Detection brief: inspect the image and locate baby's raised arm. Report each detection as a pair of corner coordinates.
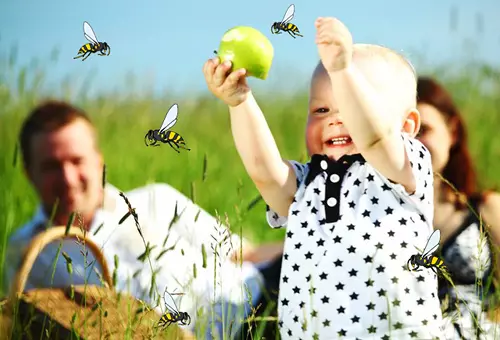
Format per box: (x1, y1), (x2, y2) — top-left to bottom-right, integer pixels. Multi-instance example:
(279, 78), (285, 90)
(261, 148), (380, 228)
(202, 57), (297, 216)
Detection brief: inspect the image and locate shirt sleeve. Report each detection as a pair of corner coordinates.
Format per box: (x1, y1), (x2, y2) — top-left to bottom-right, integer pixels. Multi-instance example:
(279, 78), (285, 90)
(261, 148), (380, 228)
(266, 160), (309, 229)
(379, 134), (434, 225)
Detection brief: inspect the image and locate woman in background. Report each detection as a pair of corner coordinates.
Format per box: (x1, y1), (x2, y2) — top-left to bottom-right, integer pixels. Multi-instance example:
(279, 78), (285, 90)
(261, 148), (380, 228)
(416, 76), (500, 339)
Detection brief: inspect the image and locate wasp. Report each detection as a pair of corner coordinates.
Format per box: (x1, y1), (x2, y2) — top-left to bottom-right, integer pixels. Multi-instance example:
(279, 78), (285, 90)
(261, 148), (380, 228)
(144, 104), (190, 153)
(271, 4), (303, 38)
(407, 229), (448, 275)
(157, 286), (191, 329)
(74, 21), (111, 61)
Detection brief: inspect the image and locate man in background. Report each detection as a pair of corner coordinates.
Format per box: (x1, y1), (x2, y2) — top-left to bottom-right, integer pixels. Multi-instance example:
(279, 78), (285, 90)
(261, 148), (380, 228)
(4, 100), (283, 339)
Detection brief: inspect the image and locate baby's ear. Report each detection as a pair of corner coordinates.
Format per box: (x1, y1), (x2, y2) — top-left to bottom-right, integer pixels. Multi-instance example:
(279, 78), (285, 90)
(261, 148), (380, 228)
(401, 108), (420, 138)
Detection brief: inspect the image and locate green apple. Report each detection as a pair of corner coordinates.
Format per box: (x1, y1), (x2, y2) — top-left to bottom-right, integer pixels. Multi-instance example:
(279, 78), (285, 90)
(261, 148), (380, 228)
(215, 26), (274, 80)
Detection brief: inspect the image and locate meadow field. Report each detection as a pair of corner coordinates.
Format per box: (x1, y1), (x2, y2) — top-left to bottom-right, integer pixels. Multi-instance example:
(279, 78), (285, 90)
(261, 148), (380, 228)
(0, 48), (500, 338)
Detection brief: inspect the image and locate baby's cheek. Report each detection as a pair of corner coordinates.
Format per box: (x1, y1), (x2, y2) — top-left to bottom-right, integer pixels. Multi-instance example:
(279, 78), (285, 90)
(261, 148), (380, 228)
(305, 124), (322, 154)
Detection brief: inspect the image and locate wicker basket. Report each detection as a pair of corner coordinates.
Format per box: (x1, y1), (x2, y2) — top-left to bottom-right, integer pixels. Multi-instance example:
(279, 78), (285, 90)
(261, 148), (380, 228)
(0, 226), (195, 340)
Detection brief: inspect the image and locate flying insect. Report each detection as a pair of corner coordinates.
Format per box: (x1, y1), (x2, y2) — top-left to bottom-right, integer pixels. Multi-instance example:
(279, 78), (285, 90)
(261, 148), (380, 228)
(407, 229), (448, 275)
(74, 21), (111, 61)
(271, 4), (303, 38)
(157, 286), (191, 329)
(144, 104), (190, 153)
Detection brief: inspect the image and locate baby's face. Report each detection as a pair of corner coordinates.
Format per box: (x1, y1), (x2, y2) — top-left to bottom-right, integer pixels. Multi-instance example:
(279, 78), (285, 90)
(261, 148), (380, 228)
(306, 70), (358, 161)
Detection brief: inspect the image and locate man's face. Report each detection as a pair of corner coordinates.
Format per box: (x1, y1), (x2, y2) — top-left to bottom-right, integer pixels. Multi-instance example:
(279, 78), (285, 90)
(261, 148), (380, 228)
(26, 119), (103, 225)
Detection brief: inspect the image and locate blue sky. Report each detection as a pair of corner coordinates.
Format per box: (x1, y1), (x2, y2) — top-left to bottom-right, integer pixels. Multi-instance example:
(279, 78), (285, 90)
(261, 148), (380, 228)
(1, 0), (499, 97)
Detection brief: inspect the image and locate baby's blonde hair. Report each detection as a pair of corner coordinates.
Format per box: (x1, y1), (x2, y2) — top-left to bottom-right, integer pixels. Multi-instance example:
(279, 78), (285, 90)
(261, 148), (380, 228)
(312, 43), (417, 113)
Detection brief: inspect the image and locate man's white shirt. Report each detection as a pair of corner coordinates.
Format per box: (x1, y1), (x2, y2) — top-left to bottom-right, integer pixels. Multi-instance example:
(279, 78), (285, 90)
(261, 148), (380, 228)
(4, 183), (263, 338)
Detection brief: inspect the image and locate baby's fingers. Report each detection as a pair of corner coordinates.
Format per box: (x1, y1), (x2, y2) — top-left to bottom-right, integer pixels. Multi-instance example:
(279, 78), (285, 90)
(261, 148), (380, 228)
(213, 60), (232, 87)
(203, 58), (220, 83)
(224, 68), (247, 89)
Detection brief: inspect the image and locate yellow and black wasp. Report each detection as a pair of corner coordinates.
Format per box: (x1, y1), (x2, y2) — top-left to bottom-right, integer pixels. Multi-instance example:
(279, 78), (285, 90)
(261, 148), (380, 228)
(271, 4), (303, 38)
(407, 229), (448, 275)
(157, 286), (191, 329)
(144, 104), (190, 153)
(74, 21), (111, 61)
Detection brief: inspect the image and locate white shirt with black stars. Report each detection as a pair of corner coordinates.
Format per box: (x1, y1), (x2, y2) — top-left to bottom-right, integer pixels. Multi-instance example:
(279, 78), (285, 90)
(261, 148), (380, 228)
(266, 134), (446, 340)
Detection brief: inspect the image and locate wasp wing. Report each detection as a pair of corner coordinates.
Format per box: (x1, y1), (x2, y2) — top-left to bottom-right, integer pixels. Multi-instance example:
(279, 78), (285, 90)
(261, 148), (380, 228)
(281, 4), (295, 24)
(163, 287), (181, 314)
(421, 229), (441, 257)
(83, 21), (99, 44)
(159, 104), (178, 133)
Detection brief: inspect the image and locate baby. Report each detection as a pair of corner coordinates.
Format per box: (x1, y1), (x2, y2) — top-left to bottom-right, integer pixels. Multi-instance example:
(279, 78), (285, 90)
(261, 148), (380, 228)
(203, 17), (445, 339)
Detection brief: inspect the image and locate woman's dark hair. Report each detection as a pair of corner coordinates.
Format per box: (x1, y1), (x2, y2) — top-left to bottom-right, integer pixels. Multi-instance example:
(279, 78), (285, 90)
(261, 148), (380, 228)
(417, 77), (479, 206)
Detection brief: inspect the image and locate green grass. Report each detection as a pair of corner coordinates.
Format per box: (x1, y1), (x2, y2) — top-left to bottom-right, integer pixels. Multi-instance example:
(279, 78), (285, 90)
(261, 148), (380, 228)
(1, 48), (500, 339)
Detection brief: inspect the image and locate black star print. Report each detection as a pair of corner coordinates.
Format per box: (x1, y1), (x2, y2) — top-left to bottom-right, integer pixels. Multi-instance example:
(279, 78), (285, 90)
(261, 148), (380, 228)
(335, 282), (344, 290)
(348, 269), (358, 276)
(287, 231), (293, 238)
(312, 334), (319, 340)
(333, 235), (342, 243)
(400, 241), (407, 248)
(351, 315), (360, 323)
(347, 246), (356, 253)
(308, 287), (316, 294)
(371, 196), (379, 204)
(417, 275), (425, 282)
(405, 310), (412, 316)
(382, 183), (391, 191)
(347, 224), (355, 230)
(362, 210), (370, 217)
(376, 265), (385, 273)
(316, 238), (325, 246)
(292, 286), (300, 294)
(292, 264), (299, 271)
(353, 179), (361, 186)
(375, 242), (383, 249)
(311, 207), (318, 214)
(306, 275), (311, 282)
(409, 331), (418, 338)
(334, 259), (343, 266)
(390, 253), (397, 260)
(337, 306), (345, 314)
(319, 218), (327, 225)
(313, 188), (320, 195)
(379, 312), (387, 320)
(382, 335), (390, 340)
(394, 322), (403, 329)
(348, 201), (356, 208)
(366, 302), (375, 310)
(304, 251), (313, 259)
(392, 299), (401, 307)
(295, 242), (302, 249)
(422, 319), (428, 325)
(362, 232), (370, 240)
(377, 289), (386, 297)
(284, 253), (288, 260)
(373, 219), (381, 227)
(349, 292), (359, 300)
(321, 296), (329, 304)
(306, 200), (311, 207)
(311, 310), (318, 317)
(287, 329), (292, 336)
(365, 279), (374, 287)
(368, 325), (377, 333)
(293, 315), (298, 322)
(399, 217), (407, 225)
(299, 301), (305, 308)
(282, 276), (289, 283)
(338, 329), (347, 337)
(364, 255), (372, 263)
(417, 298), (425, 305)
(388, 230), (395, 237)
(301, 221), (308, 228)
(292, 210), (299, 216)
(319, 272), (328, 280)
(367, 174), (374, 181)
(281, 298), (289, 306)
(385, 207), (393, 215)
(391, 277), (399, 284)
(307, 229), (315, 236)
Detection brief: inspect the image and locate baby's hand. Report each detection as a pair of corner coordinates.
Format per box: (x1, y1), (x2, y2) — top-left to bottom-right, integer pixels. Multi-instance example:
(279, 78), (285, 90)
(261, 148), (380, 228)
(202, 58), (250, 107)
(315, 17), (353, 73)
